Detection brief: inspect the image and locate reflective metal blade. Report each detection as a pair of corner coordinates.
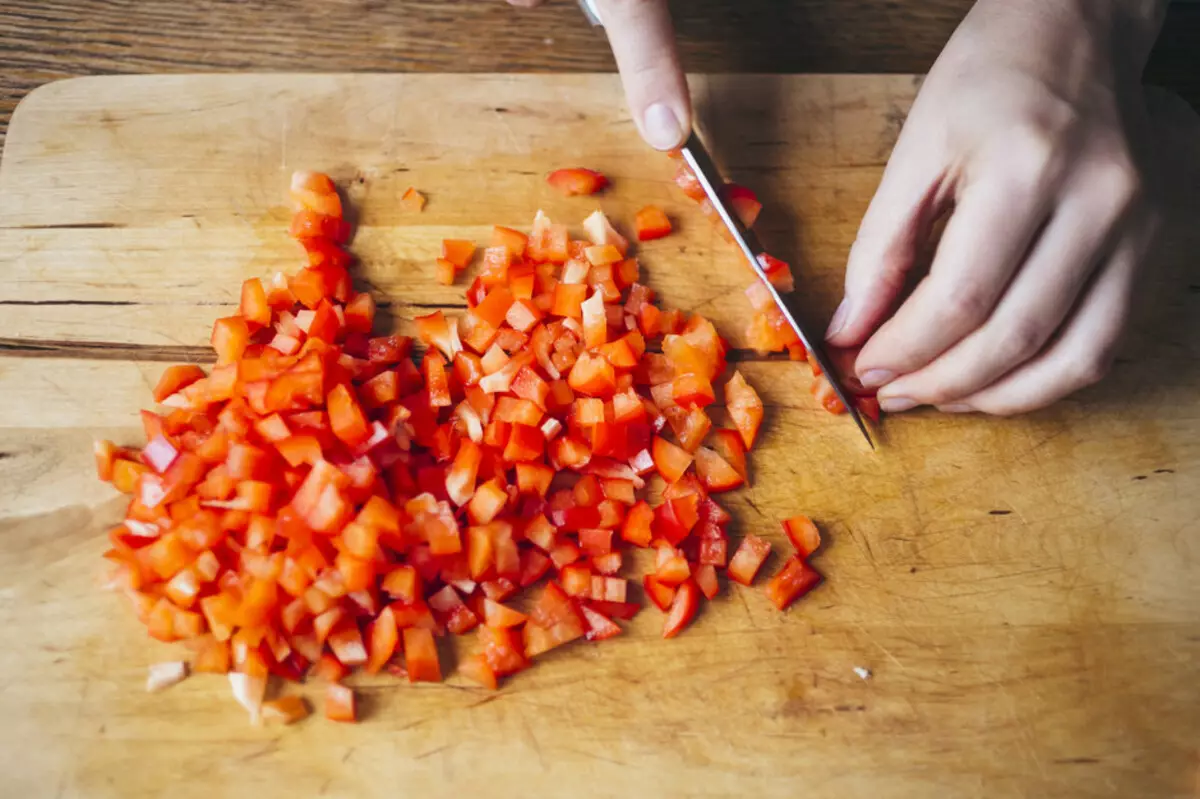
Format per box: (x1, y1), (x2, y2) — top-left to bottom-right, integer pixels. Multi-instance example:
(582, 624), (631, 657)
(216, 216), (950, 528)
(680, 132), (874, 448)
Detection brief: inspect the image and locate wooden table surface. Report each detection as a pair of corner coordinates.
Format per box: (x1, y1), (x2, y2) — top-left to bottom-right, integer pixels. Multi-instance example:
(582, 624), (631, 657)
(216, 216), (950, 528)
(2, 0), (1200, 148)
(0, 71), (1198, 798)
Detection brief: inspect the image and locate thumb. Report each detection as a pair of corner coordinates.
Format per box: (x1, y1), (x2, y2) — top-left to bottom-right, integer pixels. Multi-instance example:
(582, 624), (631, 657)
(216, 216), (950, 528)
(825, 128), (949, 348)
(595, 0), (691, 150)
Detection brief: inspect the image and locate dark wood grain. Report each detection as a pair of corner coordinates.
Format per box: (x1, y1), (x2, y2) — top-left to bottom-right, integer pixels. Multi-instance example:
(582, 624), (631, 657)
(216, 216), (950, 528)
(1, 0), (1197, 148)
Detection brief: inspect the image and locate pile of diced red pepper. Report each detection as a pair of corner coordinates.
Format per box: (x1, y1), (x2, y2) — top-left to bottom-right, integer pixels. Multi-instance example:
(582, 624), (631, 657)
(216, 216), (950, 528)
(94, 166), (831, 726)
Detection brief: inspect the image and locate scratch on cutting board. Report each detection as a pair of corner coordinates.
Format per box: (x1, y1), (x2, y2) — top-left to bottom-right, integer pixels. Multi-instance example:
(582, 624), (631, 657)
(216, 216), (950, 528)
(851, 619), (905, 671)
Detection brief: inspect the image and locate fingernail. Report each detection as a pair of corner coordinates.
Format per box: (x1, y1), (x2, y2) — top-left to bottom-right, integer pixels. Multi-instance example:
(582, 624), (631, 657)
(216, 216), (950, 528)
(879, 396), (917, 413)
(825, 299), (851, 340)
(641, 103), (685, 151)
(938, 403), (973, 413)
(860, 369), (895, 388)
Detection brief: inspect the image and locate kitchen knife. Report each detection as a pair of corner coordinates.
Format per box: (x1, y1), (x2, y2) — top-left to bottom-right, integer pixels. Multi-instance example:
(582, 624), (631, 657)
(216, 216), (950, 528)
(679, 135), (874, 448)
(576, 0), (874, 447)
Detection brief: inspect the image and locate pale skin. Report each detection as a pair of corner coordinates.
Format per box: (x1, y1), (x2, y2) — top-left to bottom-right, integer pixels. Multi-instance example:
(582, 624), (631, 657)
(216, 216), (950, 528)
(507, 0), (1167, 415)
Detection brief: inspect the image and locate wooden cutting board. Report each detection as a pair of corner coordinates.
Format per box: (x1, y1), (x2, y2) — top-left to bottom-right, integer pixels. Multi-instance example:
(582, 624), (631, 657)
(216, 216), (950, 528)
(0, 74), (1197, 799)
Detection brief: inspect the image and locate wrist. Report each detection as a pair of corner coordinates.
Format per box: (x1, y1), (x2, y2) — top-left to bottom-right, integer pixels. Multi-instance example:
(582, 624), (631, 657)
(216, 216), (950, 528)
(949, 0), (1164, 85)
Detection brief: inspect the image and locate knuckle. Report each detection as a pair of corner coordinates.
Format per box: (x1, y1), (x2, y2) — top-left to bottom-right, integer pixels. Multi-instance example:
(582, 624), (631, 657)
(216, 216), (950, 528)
(998, 319), (1049, 362)
(1074, 353), (1113, 387)
(1090, 154), (1144, 215)
(939, 282), (993, 329)
(921, 381), (964, 406)
(1004, 123), (1065, 189)
(847, 239), (907, 294)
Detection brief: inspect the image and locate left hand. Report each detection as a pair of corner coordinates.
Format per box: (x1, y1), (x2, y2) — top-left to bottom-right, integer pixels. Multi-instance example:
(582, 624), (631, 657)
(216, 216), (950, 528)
(825, 0), (1166, 415)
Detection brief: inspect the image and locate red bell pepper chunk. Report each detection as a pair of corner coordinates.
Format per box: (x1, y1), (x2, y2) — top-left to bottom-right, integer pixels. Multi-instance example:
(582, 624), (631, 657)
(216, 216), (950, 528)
(327, 383), (370, 448)
(856, 395), (882, 422)
(673, 162), (706, 202)
(482, 598), (528, 629)
(724, 371), (764, 450)
(634, 205), (672, 241)
(694, 564), (720, 599)
(401, 187), (426, 213)
(289, 208), (351, 243)
(492, 225), (528, 256)
(727, 534), (772, 586)
(811, 374), (847, 415)
(546, 168), (608, 196)
(700, 532), (724, 568)
(651, 436), (693, 484)
(765, 556), (823, 610)
(154, 364), (208, 404)
(211, 317), (250, 366)
(459, 653), (499, 690)
(781, 515), (821, 557)
(616, 500), (652, 547)
(724, 183), (762, 229)
(581, 605), (623, 641)
(672, 373), (715, 409)
(642, 574), (676, 611)
(290, 171), (342, 217)
(403, 627), (443, 682)
(480, 625), (529, 676)
(662, 580), (700, 639)
(694, 447), (745, 493)
(325, 683), (356, 723)
(442, 239), (477, 269)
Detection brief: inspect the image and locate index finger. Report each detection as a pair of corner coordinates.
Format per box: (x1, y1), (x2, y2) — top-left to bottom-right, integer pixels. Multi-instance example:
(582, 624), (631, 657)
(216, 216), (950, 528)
(595, 0), (691, 150)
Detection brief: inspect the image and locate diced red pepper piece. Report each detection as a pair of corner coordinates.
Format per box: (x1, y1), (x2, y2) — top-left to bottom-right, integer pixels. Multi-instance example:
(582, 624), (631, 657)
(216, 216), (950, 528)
(662, 580), (699, 639)
(634, 205), (672, 241)
(403, 627), (442, 683)
(765, 556), (822, 610)
(724, 371), (764, 450)
(695, 447), (745, 492)
(781, 515), (821, 557)
(325, 683), (357, 722)
(442, 239), (477, 270)
(727, 534), (772, 585)
(651, 437), (693, 484)
(401, 187), (426, 213)
(546, 168), (608, 196)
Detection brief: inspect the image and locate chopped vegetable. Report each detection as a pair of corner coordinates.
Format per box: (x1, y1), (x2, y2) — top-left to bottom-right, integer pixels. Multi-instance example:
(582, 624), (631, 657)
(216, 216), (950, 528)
(546, 168), (608, 196)
(401, 187), (427, 213)
(781, 515), (821, 557)
(727, 534), (772, 586)
(263, 695), (310, 725)
(146, 661), (188, 693)
(634, 206), (672, 241)
(764, 556), (822, 610)
(94, 170), (834, 727)
(325, 683), (357, 723)
(229, 672), (267, 725)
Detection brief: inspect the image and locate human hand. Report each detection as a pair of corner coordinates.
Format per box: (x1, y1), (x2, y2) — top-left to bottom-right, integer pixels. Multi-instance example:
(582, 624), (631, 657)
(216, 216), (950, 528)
(825, 0), (1166, 415)
(504, 0), (691, 150)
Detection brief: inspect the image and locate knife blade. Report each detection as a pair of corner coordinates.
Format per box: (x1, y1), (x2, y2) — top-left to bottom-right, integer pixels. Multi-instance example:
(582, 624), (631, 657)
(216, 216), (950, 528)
(679, 133), (874, 448)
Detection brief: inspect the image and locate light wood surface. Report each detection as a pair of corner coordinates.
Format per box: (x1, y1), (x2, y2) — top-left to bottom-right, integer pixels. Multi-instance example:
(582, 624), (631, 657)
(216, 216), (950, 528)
(0, 74), (1197, 799)
(3, 1), (1200, 151)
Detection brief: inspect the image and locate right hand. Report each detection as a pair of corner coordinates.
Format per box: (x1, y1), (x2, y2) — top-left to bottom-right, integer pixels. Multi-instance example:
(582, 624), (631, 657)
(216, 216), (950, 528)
(505, 0), (692, 150)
